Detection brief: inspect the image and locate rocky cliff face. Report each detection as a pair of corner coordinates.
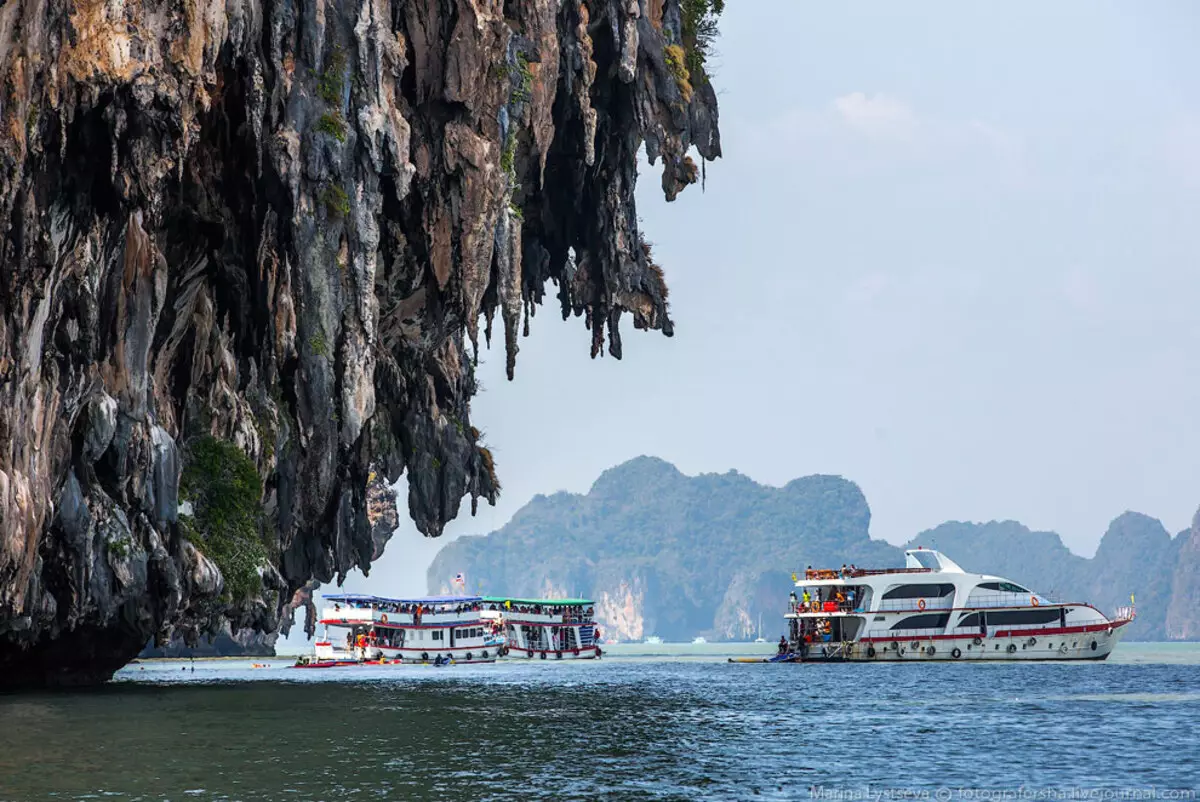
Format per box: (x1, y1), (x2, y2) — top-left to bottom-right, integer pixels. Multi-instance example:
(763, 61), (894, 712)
(0, 0), (720, 687)
(1165, 509), (1200, 640)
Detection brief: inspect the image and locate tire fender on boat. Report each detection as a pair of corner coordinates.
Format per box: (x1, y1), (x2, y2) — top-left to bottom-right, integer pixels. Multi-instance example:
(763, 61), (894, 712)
(466, 652), (473, 661)
(1027, 637), (1037, 647)
(421, 652), (429, 662)
(1006, 643), (1017, 654)
(972, 636), (983, 646)
(555, 651), (562, 659)
(951, 648), (962, 659)
(926, 645), (936, 657)
(866, 645), (877, 658)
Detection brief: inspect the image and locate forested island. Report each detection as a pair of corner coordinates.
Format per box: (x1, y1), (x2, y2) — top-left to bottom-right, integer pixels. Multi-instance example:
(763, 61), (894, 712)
(430, 457), (1200, 643)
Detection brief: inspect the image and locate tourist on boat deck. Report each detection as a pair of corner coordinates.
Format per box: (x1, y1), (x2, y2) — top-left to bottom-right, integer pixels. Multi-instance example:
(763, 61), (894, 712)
(846, 588), (856, 611)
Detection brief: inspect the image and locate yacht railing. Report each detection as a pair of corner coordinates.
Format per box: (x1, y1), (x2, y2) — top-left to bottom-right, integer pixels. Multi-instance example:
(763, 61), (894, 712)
(877, 597), (953, 612)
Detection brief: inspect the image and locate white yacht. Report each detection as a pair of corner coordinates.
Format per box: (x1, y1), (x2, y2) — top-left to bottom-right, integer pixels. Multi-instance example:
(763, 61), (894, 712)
(784, 548), (1134, 662)
(644, 635), (664, 644)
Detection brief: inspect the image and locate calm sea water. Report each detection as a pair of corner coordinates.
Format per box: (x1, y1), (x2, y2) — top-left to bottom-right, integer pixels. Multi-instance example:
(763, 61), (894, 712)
(1, 643), (1197, 801)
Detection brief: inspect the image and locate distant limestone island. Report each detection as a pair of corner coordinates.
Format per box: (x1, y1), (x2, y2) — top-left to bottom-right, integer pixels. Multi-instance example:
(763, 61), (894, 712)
(428, 457), (1200, 643)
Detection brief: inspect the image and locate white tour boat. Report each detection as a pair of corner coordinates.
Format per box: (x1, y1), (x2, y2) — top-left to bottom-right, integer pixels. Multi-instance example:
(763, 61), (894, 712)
(783, 548), (1134, 662)
(300, 594), (500, 667)
(482, 597), (602, 660)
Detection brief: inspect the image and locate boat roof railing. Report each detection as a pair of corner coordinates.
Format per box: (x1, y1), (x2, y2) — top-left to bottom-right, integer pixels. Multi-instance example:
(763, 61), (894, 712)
(801, 549), (966, 582)
(481, 596), (594, 607)
(323, 594), (482, 605)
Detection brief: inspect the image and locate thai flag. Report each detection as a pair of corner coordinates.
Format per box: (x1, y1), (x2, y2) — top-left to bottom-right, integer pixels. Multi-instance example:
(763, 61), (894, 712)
(453, 572), (465, 588)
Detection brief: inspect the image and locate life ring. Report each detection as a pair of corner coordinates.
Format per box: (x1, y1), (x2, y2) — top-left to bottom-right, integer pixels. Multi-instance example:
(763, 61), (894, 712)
(918, 599), (926, 611)
(1031, 596), (1039, 607)
(380, 613), (388, 624)
(1006, 643), (1017, 654)
(951, 648), (962, 659)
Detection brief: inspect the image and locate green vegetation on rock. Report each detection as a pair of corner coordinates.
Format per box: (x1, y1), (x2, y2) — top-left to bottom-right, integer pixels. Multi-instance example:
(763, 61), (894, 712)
(316, 112), (347, 143)
(179, 436), (267, 602)
(680, 0), (725, 77)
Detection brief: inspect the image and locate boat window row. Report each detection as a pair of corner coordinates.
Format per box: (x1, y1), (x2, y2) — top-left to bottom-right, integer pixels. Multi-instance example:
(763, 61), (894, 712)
(453, 628), (485, 639)
(956, 608), (1062, 628)
(881, 583), (955, 600)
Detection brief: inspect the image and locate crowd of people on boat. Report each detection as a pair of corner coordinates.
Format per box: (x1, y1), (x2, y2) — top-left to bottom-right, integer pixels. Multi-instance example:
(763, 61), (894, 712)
(788, 587), (860, 614)
(332, 599), (482, 615)
(345, 628), (403, 651)
(803, 564), (862, 581)
(482, 602), (595, 621)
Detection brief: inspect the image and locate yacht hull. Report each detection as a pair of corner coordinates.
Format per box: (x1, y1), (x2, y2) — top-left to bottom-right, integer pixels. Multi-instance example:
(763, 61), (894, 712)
(797, 621), (1128, 662)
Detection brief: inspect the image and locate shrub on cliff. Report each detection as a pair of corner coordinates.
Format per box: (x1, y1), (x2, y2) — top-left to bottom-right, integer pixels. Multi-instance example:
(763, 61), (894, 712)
(179, 436), (267, 602)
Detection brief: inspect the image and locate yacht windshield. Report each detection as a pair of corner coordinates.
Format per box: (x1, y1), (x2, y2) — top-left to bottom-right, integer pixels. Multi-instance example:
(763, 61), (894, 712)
(910, 551), (941, 570)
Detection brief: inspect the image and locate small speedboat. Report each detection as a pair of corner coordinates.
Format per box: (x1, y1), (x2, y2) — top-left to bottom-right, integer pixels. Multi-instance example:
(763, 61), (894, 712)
(691, 636), (708, 644)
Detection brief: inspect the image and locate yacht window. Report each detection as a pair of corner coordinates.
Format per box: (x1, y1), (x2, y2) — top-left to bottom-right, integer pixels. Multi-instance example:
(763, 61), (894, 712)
(956, 613), (981, 628)
(882, 583), (956, 600)
(977, 581), (1030, 594)
(889, 613), (951, 631)
(986, 609), (1060, 627)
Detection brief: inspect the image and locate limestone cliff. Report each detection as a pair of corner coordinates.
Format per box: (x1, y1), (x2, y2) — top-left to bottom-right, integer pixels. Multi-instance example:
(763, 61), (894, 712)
(428, 457), (898, 642)
(0, 0), (720, 687)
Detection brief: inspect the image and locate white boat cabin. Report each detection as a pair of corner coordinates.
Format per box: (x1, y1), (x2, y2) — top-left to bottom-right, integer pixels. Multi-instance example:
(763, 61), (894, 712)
(313, 594), (499, 665)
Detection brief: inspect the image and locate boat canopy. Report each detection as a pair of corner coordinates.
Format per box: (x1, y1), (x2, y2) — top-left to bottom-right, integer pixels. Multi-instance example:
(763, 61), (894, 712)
(903, 549), (965, 572)
(482, 596), (593, 606)
(323, 593), (481, 605)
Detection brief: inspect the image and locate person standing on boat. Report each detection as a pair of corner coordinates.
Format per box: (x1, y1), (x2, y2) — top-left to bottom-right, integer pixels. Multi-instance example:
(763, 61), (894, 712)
(777, 636), (788, 655)
(802, 589), (811, 609)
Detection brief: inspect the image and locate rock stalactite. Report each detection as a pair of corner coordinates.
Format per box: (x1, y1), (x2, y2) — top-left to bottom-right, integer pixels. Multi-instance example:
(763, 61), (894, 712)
(0, 0), (720, 687)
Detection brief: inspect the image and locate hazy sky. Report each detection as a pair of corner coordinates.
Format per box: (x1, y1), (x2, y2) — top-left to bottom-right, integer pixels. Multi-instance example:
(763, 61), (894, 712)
(296, 1), (1200, 627)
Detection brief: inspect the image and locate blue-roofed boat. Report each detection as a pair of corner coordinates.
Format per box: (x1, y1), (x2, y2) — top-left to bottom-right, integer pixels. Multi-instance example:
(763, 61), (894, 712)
(297, 594), (500, 667)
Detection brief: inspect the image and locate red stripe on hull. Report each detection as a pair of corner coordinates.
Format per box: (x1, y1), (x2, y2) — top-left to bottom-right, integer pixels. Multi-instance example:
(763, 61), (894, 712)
(859, 618), (1127, 643)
